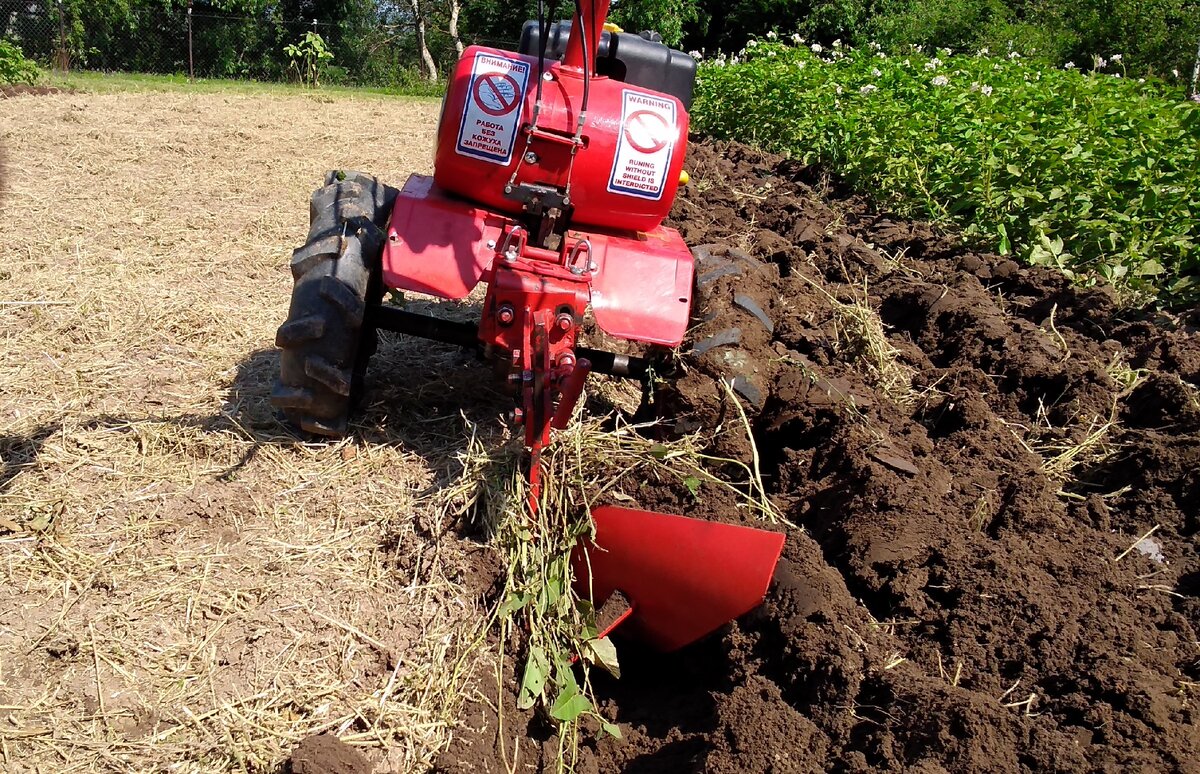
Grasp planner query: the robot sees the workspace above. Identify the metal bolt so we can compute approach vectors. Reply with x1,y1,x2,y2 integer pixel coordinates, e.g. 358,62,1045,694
556,313,573,332
388,233,399,243
497,304,515,326
588,261,598,272
542,71,553,81
486,239,496,250
524,151,539,165
559,352,575,369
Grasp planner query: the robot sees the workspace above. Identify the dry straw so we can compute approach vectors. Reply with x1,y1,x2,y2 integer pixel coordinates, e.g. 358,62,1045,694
0,88,488,772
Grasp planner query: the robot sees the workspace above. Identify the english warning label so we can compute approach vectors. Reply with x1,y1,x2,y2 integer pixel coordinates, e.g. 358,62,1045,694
456,53,530,165
607,90,677,200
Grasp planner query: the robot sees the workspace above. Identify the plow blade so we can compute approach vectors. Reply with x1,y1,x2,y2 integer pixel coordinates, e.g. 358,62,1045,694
572,505,785,652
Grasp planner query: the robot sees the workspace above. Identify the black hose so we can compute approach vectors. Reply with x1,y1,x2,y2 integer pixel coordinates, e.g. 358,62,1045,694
574,0,590,128
532,0,546,124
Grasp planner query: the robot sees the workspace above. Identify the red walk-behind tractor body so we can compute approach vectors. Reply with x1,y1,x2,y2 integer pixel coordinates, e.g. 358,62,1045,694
277,0,783,652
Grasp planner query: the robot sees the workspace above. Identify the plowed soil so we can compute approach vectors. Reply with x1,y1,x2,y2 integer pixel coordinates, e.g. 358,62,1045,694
601,142,1200,772
443,141,1200,772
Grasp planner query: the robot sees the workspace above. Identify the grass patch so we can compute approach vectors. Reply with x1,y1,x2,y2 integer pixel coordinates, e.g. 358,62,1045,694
46,70,444,100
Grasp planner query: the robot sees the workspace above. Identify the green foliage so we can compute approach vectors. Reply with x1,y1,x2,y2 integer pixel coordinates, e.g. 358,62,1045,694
0,38,41,85
693,41,1200,303
867,0,1200,78
284,30,334,87
610,0,700,47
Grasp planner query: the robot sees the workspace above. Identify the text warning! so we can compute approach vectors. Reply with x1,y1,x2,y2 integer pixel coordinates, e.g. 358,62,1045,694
608,90,677,200
456,53,530,165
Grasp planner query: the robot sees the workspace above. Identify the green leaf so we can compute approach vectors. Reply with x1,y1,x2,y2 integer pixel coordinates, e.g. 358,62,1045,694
549,685,593,723
497,592,530,619
682,476,702,497
599,720,623,739
517,646,550,710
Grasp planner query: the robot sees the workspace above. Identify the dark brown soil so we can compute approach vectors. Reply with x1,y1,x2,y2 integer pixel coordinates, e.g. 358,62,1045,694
0,84,64,99
288,733,373,774
440,140,1200,772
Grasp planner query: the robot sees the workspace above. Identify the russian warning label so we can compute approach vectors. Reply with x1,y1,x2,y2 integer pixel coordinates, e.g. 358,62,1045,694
456,53,530,165
607,90,677,200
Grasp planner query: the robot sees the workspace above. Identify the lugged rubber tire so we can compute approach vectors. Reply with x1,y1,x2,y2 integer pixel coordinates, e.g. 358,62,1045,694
271,171,399,437
644,243,779,436
687,243,777,410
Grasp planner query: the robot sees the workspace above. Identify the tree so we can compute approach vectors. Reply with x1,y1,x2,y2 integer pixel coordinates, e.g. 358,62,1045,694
609,0,700,47
448,0,464,55
409,0,438,79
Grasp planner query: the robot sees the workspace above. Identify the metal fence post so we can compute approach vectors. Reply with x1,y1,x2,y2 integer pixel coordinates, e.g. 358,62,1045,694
187,0,195,81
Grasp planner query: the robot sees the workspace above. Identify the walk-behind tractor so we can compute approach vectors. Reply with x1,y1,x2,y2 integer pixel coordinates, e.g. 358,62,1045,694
272,0,784,652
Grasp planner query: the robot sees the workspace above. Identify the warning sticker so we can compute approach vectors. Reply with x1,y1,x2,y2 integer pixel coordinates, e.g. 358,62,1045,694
608,90,678,200
456,53,530,165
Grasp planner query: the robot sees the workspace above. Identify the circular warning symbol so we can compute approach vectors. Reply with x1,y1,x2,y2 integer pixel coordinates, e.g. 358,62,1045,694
473,73,521,117
624,110,671,154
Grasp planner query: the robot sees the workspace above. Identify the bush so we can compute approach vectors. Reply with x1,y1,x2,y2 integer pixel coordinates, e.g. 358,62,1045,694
0,39,41,86
693,41,1200,303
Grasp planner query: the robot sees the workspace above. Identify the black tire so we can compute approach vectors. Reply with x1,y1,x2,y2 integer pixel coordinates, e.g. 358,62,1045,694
687,243,777,410
270,171,399,437
646,243,779,436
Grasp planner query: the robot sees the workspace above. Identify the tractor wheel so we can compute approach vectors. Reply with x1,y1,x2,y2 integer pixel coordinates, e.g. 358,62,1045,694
270,171,399,437
651,244,779,436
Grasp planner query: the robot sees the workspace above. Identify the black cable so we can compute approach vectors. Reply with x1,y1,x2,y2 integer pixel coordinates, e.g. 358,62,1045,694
532,0,546,125
574,0,590,130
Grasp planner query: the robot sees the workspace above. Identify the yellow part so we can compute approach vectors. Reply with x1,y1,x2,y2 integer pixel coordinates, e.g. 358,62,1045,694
679,170,690,185
603,22,624,33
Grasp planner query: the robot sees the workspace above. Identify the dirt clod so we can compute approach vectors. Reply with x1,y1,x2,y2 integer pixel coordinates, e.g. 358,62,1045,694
289,734,372,774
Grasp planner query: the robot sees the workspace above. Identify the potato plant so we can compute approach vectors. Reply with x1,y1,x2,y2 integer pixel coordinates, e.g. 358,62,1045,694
693,39,1200,304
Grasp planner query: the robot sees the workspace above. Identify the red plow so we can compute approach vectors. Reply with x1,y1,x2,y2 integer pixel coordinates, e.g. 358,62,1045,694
273,0,783,652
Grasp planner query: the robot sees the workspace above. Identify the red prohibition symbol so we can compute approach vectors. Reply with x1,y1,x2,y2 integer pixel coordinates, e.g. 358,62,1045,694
473,72,521,117
624,110,671,154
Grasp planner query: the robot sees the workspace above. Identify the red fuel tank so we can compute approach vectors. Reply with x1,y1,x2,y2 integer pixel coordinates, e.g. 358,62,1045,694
433,45,689,234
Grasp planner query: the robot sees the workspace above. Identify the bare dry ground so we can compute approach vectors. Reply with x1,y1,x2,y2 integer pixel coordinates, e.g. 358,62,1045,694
0,88,496,772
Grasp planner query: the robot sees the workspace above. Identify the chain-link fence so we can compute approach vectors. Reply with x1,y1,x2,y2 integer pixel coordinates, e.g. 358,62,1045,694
1,1,513,88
